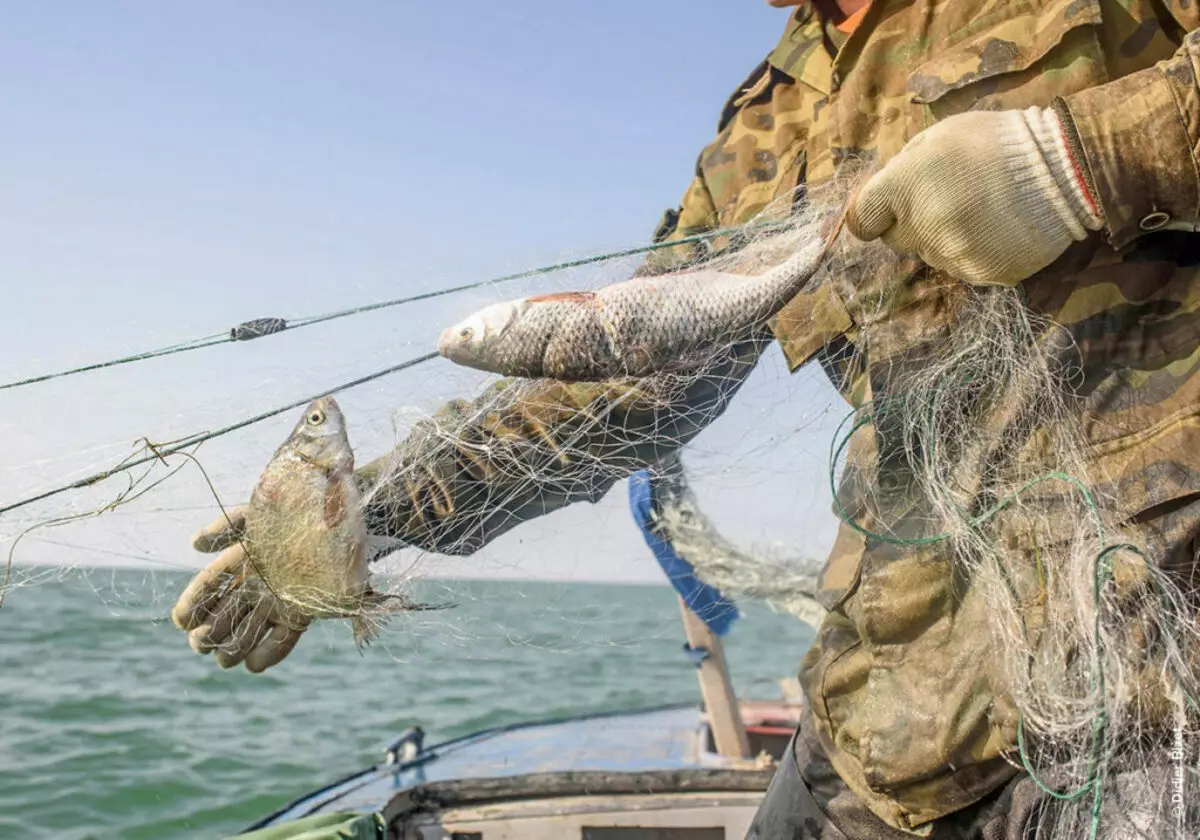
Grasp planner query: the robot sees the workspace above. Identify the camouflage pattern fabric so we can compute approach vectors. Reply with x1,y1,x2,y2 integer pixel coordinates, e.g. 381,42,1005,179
358,0,1200,833
356,334,773,555
747,714,1200,839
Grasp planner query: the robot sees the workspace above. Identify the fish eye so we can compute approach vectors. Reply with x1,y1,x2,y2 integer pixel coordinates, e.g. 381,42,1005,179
307,409,325,426
458,326,474,342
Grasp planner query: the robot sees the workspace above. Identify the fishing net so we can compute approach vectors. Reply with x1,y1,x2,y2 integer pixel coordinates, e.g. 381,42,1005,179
4,162,1200,838
643,452,825,628
0,178,838,673
337,171,1200,838
829,275,1200,837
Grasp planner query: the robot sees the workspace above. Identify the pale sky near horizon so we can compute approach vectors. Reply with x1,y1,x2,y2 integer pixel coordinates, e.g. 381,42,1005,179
0,1,846,586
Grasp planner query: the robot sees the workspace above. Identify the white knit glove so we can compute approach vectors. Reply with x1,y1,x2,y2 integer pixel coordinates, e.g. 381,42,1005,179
847,107,1104,286
172,506,311,673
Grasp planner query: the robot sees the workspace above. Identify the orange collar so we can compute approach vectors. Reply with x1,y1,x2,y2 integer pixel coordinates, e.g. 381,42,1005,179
834,4,870,34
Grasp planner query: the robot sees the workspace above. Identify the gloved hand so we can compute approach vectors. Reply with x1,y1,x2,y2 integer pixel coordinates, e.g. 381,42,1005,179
847,106,1104,285
171,506,311,673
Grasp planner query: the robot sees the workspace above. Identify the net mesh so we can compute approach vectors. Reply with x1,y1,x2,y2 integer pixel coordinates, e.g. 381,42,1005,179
836,278,1200,838
2,167,1198,836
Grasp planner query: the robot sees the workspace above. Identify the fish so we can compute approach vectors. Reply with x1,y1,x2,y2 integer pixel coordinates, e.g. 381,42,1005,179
243,396,423,649
436,219,840,381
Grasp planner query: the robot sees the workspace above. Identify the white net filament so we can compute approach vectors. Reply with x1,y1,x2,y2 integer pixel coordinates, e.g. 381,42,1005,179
845,281,1200,837
363,167,1200,834
2,162,1198,838
648,453,826,629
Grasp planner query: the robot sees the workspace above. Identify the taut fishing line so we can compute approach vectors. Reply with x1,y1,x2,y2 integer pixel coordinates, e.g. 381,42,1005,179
7,164,1195,837
0,198,832,687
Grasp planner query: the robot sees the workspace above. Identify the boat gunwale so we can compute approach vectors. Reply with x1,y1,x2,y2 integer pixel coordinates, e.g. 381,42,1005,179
381,767,778,825
242,701,699,832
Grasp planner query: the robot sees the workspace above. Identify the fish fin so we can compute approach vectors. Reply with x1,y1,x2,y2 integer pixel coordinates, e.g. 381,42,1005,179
526,291,597,304
351,613,380,651
323,479,347,529
350,590,456,651
364,588,456,614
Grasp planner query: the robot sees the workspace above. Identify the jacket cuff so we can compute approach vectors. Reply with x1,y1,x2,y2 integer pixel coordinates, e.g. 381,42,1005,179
1055,63,1200,249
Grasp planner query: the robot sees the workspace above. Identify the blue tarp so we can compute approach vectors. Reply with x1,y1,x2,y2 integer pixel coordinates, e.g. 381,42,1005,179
628,470,739,637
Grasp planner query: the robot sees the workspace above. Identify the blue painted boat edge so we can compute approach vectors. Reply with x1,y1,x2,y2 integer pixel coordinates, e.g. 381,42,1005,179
241,701,699,833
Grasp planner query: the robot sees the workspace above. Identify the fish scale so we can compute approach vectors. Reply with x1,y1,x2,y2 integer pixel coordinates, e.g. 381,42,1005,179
438,232,831,382
243,396,421,649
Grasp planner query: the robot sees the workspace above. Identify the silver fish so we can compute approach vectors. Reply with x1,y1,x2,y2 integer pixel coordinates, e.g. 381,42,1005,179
244,396,417,648
437,227,835,381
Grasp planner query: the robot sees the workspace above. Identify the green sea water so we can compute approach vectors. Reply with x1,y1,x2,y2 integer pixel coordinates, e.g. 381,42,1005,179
1,569,814,840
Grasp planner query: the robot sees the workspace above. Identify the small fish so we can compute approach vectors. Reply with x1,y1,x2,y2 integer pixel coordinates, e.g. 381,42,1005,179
243,396,421,648
437,226,836,381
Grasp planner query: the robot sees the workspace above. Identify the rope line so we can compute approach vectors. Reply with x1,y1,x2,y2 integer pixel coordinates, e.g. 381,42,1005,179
0,351,439,517
0,333,230,392
0,222,779,393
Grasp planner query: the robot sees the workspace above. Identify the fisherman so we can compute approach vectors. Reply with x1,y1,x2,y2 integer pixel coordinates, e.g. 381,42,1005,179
173,0,1200,836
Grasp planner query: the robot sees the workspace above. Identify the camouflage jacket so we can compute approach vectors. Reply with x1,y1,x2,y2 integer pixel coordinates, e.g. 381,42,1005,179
359,1,1200,832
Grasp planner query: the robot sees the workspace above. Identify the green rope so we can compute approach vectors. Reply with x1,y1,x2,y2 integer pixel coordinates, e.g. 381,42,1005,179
0,220,785,393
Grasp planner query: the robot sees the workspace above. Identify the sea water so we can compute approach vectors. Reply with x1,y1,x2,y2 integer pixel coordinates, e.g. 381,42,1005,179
0,569,814,839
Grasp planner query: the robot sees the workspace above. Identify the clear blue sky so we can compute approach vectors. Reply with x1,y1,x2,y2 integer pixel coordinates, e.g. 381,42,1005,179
0,2,844,584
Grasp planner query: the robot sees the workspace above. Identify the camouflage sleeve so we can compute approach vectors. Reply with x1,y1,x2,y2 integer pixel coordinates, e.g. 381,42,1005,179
1056,24,1200,248
346,145,758,556
354,334,768,555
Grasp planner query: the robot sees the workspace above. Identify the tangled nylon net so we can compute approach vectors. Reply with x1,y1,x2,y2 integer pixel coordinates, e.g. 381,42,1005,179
647,453,826,629
0,175,838,671
836,270,1200,835
4,161,1198,837
372,169,1200,834
194,169,1200,835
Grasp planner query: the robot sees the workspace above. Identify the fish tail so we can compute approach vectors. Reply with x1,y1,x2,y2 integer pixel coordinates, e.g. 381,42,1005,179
352,589,455,650
351,612,383,652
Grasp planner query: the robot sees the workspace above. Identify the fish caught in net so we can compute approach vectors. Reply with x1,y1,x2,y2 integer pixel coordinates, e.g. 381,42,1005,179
231,397,439,653
3,156,1199,838
436,192,847,381
425,165,1200,835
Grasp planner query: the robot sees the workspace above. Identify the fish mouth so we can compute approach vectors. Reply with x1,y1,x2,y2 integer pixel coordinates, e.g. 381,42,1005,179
437,326,491,372
436,325,472,359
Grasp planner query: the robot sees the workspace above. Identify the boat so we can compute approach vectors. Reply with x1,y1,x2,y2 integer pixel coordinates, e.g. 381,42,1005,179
234,605,803,840
239,695,801,839
233,469,804,840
